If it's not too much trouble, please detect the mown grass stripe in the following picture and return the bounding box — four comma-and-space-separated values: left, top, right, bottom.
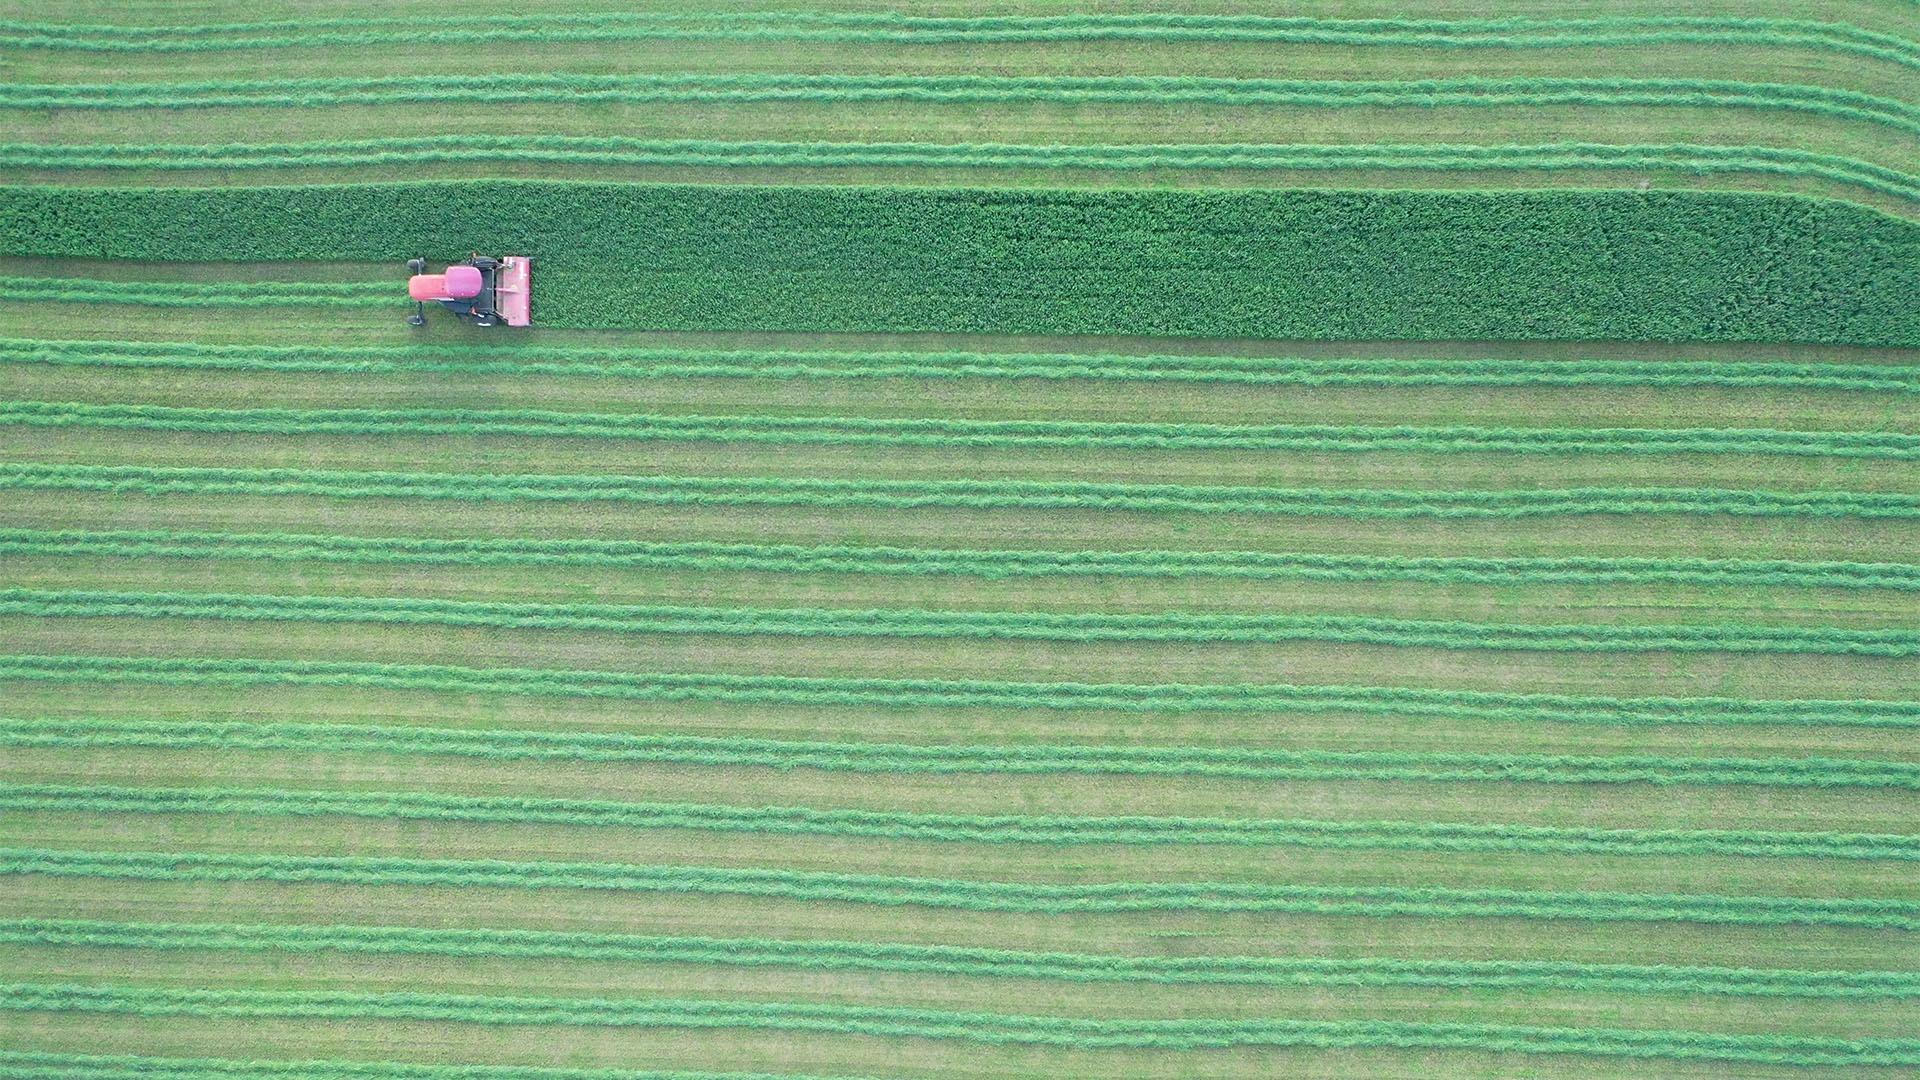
9, 401, 1916, 458
4, 464, 1909, 518
7, 848, 1909, 927
0, 276, 391, 309
0, 276, 389, 297
6, 528, 1918, 591
0, 1049, 853, 1080
10, 783, 1911, 859
7, 588, 1912, 656
2, 13, 1913, 65
5, 76, 1915, 136
8, 140, 1918, 208
6, 717, 1915, 788
9, 918, 1911, 998
3, 654, 1910, 727
6, 982, 1919, 1062
5, 337, 1913, 392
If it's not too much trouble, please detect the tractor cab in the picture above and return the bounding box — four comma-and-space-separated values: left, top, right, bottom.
406, 255, 531, 327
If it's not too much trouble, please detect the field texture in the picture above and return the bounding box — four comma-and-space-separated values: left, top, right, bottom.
0, 1, 1916, 1078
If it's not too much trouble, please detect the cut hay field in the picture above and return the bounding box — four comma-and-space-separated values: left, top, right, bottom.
0, 1, 1916, 1078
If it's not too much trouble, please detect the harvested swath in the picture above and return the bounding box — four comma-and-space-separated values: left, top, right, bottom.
10, 918, 1914, 997
3, 13, 1914, 63
4, 654, 1913, 727
0, 1050, 842, 1080
0, 275, 390, 309
6, 337, 1914, 392
5, 464, 1913, 518
6, 528, 1919, 591
7, 717, 1917, 789
4, 75, 1917, 135
6, 982, 1919, 1062
0, 1050, 844, 1080
7, 848, 1911, 927
10, 401, 1918, 458
14, 783, 1916, 859
8, 140, 1919, 209
8, 588, 1913, 656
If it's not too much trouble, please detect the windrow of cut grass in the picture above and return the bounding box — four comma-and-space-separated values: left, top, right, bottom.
7, 76, 1919, 136
10, 141, 1920, 210
10, 783, 1913, 859
7, 983, 1919, 1064
9, 918, 1913, 998
11, 402, 1918, 458
0, 276, 390, 309
7, 588, 1912, 656
7, 717, 1915, 789
7, 847, 1912, 927
10, 528, 1915, 590
5, 654, 1913, 727
6, 464, 1915, 519
0, 1051, 853, 1080
4, 13, 1914, 63
0, 1050, 858, 1080
8, 338, 1914, 393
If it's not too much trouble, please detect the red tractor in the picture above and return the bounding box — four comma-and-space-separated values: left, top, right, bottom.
406, 255, 531, 327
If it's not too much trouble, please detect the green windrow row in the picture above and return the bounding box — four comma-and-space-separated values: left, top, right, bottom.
5, 13, 1915, 62
5, 337, 1913, 391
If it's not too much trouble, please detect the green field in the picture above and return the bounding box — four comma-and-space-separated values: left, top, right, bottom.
0, 1, 1917, 1077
